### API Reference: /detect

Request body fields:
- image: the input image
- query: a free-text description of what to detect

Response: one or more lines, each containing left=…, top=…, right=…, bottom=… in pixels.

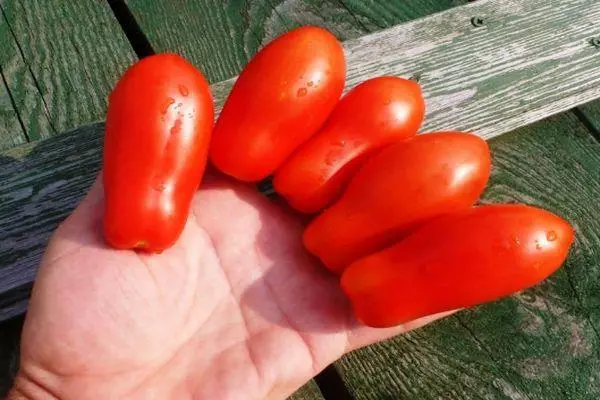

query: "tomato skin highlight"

left=341, top=204, right=574, bottom=328
left=103, top=53, right=214, bottom=252
left=273, top=77, right=425, bottom=213
left=209, top=26, right=346, bottom=182
left=303, top=132, right=491, bottom=274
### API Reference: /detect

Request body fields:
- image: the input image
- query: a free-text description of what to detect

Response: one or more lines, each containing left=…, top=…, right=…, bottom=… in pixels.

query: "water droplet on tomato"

left=154, top=182, right=167, bottom=191
left=178, top=84, right=189, bottom=96
left=170, top=119, right=182, bottom=135
left=535, top=240, right=542, bottom=250
left=297, top=88, right=308, bottom=97
left=546, top=230, right=557, bottom=241
left=161, top=98, right=175, bottom=114
left=512, top=236, right=521, bottom=245
left=307, top=81, right=314, bottom=87
left=325, top=150, right=339, bottom=166
left=384, top=99, right=392, bottom=105
left=334, top=140, right=346, bottom=147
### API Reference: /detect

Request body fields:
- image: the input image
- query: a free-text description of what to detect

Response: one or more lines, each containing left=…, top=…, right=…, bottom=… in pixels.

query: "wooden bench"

left=1, top=0, right=600, bottom=398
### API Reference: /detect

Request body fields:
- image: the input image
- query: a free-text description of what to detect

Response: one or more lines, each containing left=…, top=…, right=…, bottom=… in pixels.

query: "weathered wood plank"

left=0, top=77, right=25, bottom=149
left=0, top=7, right=33, bottom=149
left=264, top=0, right=374, bottom=41
left=124, top=0, right=280, bottom=83
left=338, top=113, right=600, bottom=399
left=338, top=0, right=468, bottom=29
left=268, top=0, right=467, bottom=40
left=0, top=0, right=136, bottom=142
left=208, top=0, right=600, bottom=140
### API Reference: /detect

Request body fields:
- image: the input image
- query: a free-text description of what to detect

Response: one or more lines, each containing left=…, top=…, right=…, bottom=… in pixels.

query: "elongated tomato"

left=273, top=77, right=425, bottom=213
left=209, top=26, right=346, bottom=181
left=103, top=53, right=214, bottom=252
left=304, top=132, right=491, bottom=274
left=341, top=205, right=574, bottom=327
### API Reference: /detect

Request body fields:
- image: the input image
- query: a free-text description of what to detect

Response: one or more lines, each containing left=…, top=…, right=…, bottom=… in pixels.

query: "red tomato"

left=304, top=132, right=491, bottom=274
left=103, top=53, right=214, bottom=252
left=273, top=77, right=425, bottom=213
left=341, top=204, right=574, bottom=327
left=209, top=26, right=346, bottom=182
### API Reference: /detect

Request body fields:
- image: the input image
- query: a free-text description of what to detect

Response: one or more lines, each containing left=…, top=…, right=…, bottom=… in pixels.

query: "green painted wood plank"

left=0, top=0, right=136, bottom=142
left=337, top=113, right=600, bottom=400
left=267, top=0, right=467, bottom=40
left=265, top=0, right=374, bottom=41
left=124, top=0, right=281, bottom=83
left=0, top=76, right=25, bottom=150
left=339, top=0, right=467, bottom=29
left=0, top=7, right=30, bottom=149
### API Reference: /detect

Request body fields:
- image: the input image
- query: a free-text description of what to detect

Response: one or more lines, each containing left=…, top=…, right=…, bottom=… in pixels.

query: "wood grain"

left=0, top=77, right=25, bottom=149
left=338, top=113, right=600, bottom=399
left=124, top=0, right=281, bottom=83
left=338, top=0, right=468, bottom=29
left=0, top=0, right=135, bottom=143
left=0, top=7, right=37, bottom=149
left=339, top=0, right=600, bottom=138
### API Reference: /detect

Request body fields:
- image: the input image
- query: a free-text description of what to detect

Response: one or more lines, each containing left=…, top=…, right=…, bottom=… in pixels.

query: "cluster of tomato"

left=103, top=26, right=574, bottom=328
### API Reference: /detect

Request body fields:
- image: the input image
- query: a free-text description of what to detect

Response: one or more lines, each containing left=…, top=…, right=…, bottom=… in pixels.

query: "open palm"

left=11, top=172, right=448, bottom=400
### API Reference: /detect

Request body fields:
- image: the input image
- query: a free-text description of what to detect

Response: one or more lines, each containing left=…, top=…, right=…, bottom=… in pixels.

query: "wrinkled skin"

left=9, top=172, right=449, bottom=400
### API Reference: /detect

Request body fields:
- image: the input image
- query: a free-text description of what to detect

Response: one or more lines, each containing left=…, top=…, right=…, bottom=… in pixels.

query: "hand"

left=9, top=172, right=450, bottom=400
